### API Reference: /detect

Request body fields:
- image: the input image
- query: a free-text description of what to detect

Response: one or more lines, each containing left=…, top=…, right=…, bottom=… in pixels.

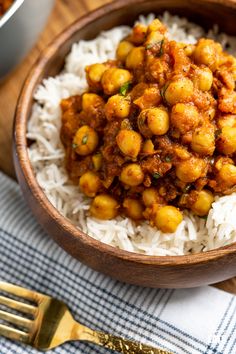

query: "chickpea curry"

left=0, top=0, right=14, bottom=16
left=60, top=18, right=236, bottom=233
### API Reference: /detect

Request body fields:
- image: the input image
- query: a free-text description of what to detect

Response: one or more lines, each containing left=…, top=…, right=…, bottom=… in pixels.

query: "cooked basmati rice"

left=27, top=12, right=236, bottom=256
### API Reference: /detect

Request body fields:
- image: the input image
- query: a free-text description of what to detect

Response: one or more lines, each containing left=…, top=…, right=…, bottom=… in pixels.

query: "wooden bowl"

left=14, top=0, right=236, bottom=288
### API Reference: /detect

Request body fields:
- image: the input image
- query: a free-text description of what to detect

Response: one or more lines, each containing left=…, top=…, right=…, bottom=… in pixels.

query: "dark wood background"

left=0, top=0, right=235, bottom=293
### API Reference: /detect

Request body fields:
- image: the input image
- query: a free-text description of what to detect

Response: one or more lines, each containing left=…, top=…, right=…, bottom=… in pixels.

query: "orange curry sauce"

left=60, top=19, right=236, bottom=233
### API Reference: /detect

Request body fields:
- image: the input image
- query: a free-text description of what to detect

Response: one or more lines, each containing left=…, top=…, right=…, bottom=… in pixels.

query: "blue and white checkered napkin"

left=1, top=171, right=236, bottom=354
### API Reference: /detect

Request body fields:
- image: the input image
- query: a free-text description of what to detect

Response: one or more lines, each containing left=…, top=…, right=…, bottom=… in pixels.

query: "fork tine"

left=0, top=310, right=33, bottom=329
left=0, top=282, right=41, bottom=302
left=0, top=323, right=30, bottom=343
left=0, top=295, right=37, bottom=316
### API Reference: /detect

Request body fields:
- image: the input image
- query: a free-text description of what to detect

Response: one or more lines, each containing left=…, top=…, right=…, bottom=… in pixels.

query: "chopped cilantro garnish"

left=165, top=155, right=172, bottom=162
left=119, top=82, right=131, bottom=96
left=145, top=39, right=165, bottom=56
left=145, top=43, right=154, bottom=50
left=82, top=135, right=88, bottom=145
left=200, top=215, right=208, bottom=220
left=160, top=83, right=168, bottom=104
left=153, top=172, right=161, bottom=179
left=157, top=39, right=164, bottom=57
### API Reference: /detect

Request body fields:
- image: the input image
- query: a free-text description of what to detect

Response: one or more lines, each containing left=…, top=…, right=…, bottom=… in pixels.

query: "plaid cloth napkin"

left=0, top=171, right=236, bottom=354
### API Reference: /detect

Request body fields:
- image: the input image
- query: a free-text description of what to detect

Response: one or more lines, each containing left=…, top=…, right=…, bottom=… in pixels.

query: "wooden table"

left=0, top=0, right=235, bottom=294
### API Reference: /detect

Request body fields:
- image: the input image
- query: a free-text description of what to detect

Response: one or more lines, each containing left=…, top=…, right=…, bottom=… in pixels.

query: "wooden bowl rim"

left=14, top=0, right=236, bottom=267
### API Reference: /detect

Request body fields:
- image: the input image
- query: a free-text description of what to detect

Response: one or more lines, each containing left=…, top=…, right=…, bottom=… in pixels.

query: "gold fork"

left=0, top=281, right=172, bottom=353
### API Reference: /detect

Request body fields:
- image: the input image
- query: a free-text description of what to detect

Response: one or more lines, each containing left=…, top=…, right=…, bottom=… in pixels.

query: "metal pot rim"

left=0, top=0, right=24, bottom=29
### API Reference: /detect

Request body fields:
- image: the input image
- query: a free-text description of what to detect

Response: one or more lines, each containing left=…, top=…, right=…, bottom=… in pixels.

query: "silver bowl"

left=0, top=0, right=55, bottom=79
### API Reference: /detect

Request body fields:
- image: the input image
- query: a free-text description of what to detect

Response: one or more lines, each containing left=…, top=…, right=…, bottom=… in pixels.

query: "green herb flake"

left=145, top=43, right=154, bottom=50
left=72, top=143, right=78, bottom=149
left=145, top=39, right=165, bottom=55
left=165, top=155, right=172, bottom=162
left=119, top=82, right=131, bottom=96
left=200, top=215, right=208, bottom=220
left=157, top=39, right=164, bottom=57
left=215, top=129, right=222, bottom=139
left=160, top=87, right=165, bottom=100
left=160, top=83, right=168, bottom=103
left=82, top=135, right=88, bottom=145
left=153, top=172, right=161, bottom=179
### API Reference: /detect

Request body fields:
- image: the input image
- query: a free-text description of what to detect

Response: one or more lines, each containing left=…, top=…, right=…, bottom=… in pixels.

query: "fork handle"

left=75, top=323, right=172, bottom=354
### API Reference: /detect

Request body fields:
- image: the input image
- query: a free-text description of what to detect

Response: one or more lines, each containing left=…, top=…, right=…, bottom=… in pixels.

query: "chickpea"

left=146, top=31, right=164, bottom=49
left=142, top=187, right=160, bottom=207
left=126, top=47, right=145, bottom=70
left=92, top=152, right=102, bottom=171
left=217, top=126, right=236, bottom=155
left=218, top=164, right=236, bottom=187
left=154, top=205, right=183, bottom=233
left=191, top=126, right=215, bottom=156
left=193, top=67, right=213, bottom=91
left=146, top=107, right=169, bottom=135
left=183, top=44, right=195, bottom=56
left=79, top=171, right=101, bottom=197
left=138, top=108, right=169, bottom=137
left=101, top=68, right=132, bottom=95
left=215, top=156, right=234, bottom=171
left=130, top=23, right=147, bottom=45
left=171, top=103, right=199, bottom=134
left=120, top=163, right=144, bottom=186
left=86, top=63, right=106, bottom=85
left=217, top=114, right=236, bottom=129
left=105, top=94, right=131, bottom=120
left=116, top=40, right=134, bottom=62
left=193, top=39, right=221, bottom=71
left=123, top=198, right=144, bottom=220
left=90, top=194, right=119, bottom=220
left=176, top=157, right=206, bottom=183
left=191, top=190, right=214, bottom=217
left=164, top=78, right=194, bottom=105
left=73, top=125, right=98, bottom=156
left=147, top=19, right=166, bottom=34
left=142, top=139, right=155, bottom=154
left=116, top=130, right=142, bottom=158
left=82, top=93, right=104, bottom=111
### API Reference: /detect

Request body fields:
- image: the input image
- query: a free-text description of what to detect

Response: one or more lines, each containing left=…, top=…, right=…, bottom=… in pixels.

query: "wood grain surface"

left=1, top=0, right=236, bottom=293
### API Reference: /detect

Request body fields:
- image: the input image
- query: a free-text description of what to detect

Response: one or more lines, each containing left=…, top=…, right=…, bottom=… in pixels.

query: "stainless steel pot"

left=0, top=0, right=55, bottom=78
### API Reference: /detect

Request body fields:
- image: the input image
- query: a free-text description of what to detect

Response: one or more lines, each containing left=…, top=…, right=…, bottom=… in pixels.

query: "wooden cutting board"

left=0, top=0, right=235, bottom=294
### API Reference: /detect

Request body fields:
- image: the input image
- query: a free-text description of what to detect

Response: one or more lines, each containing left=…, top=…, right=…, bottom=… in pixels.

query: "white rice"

left=27, top=12, right=236, bottom=256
